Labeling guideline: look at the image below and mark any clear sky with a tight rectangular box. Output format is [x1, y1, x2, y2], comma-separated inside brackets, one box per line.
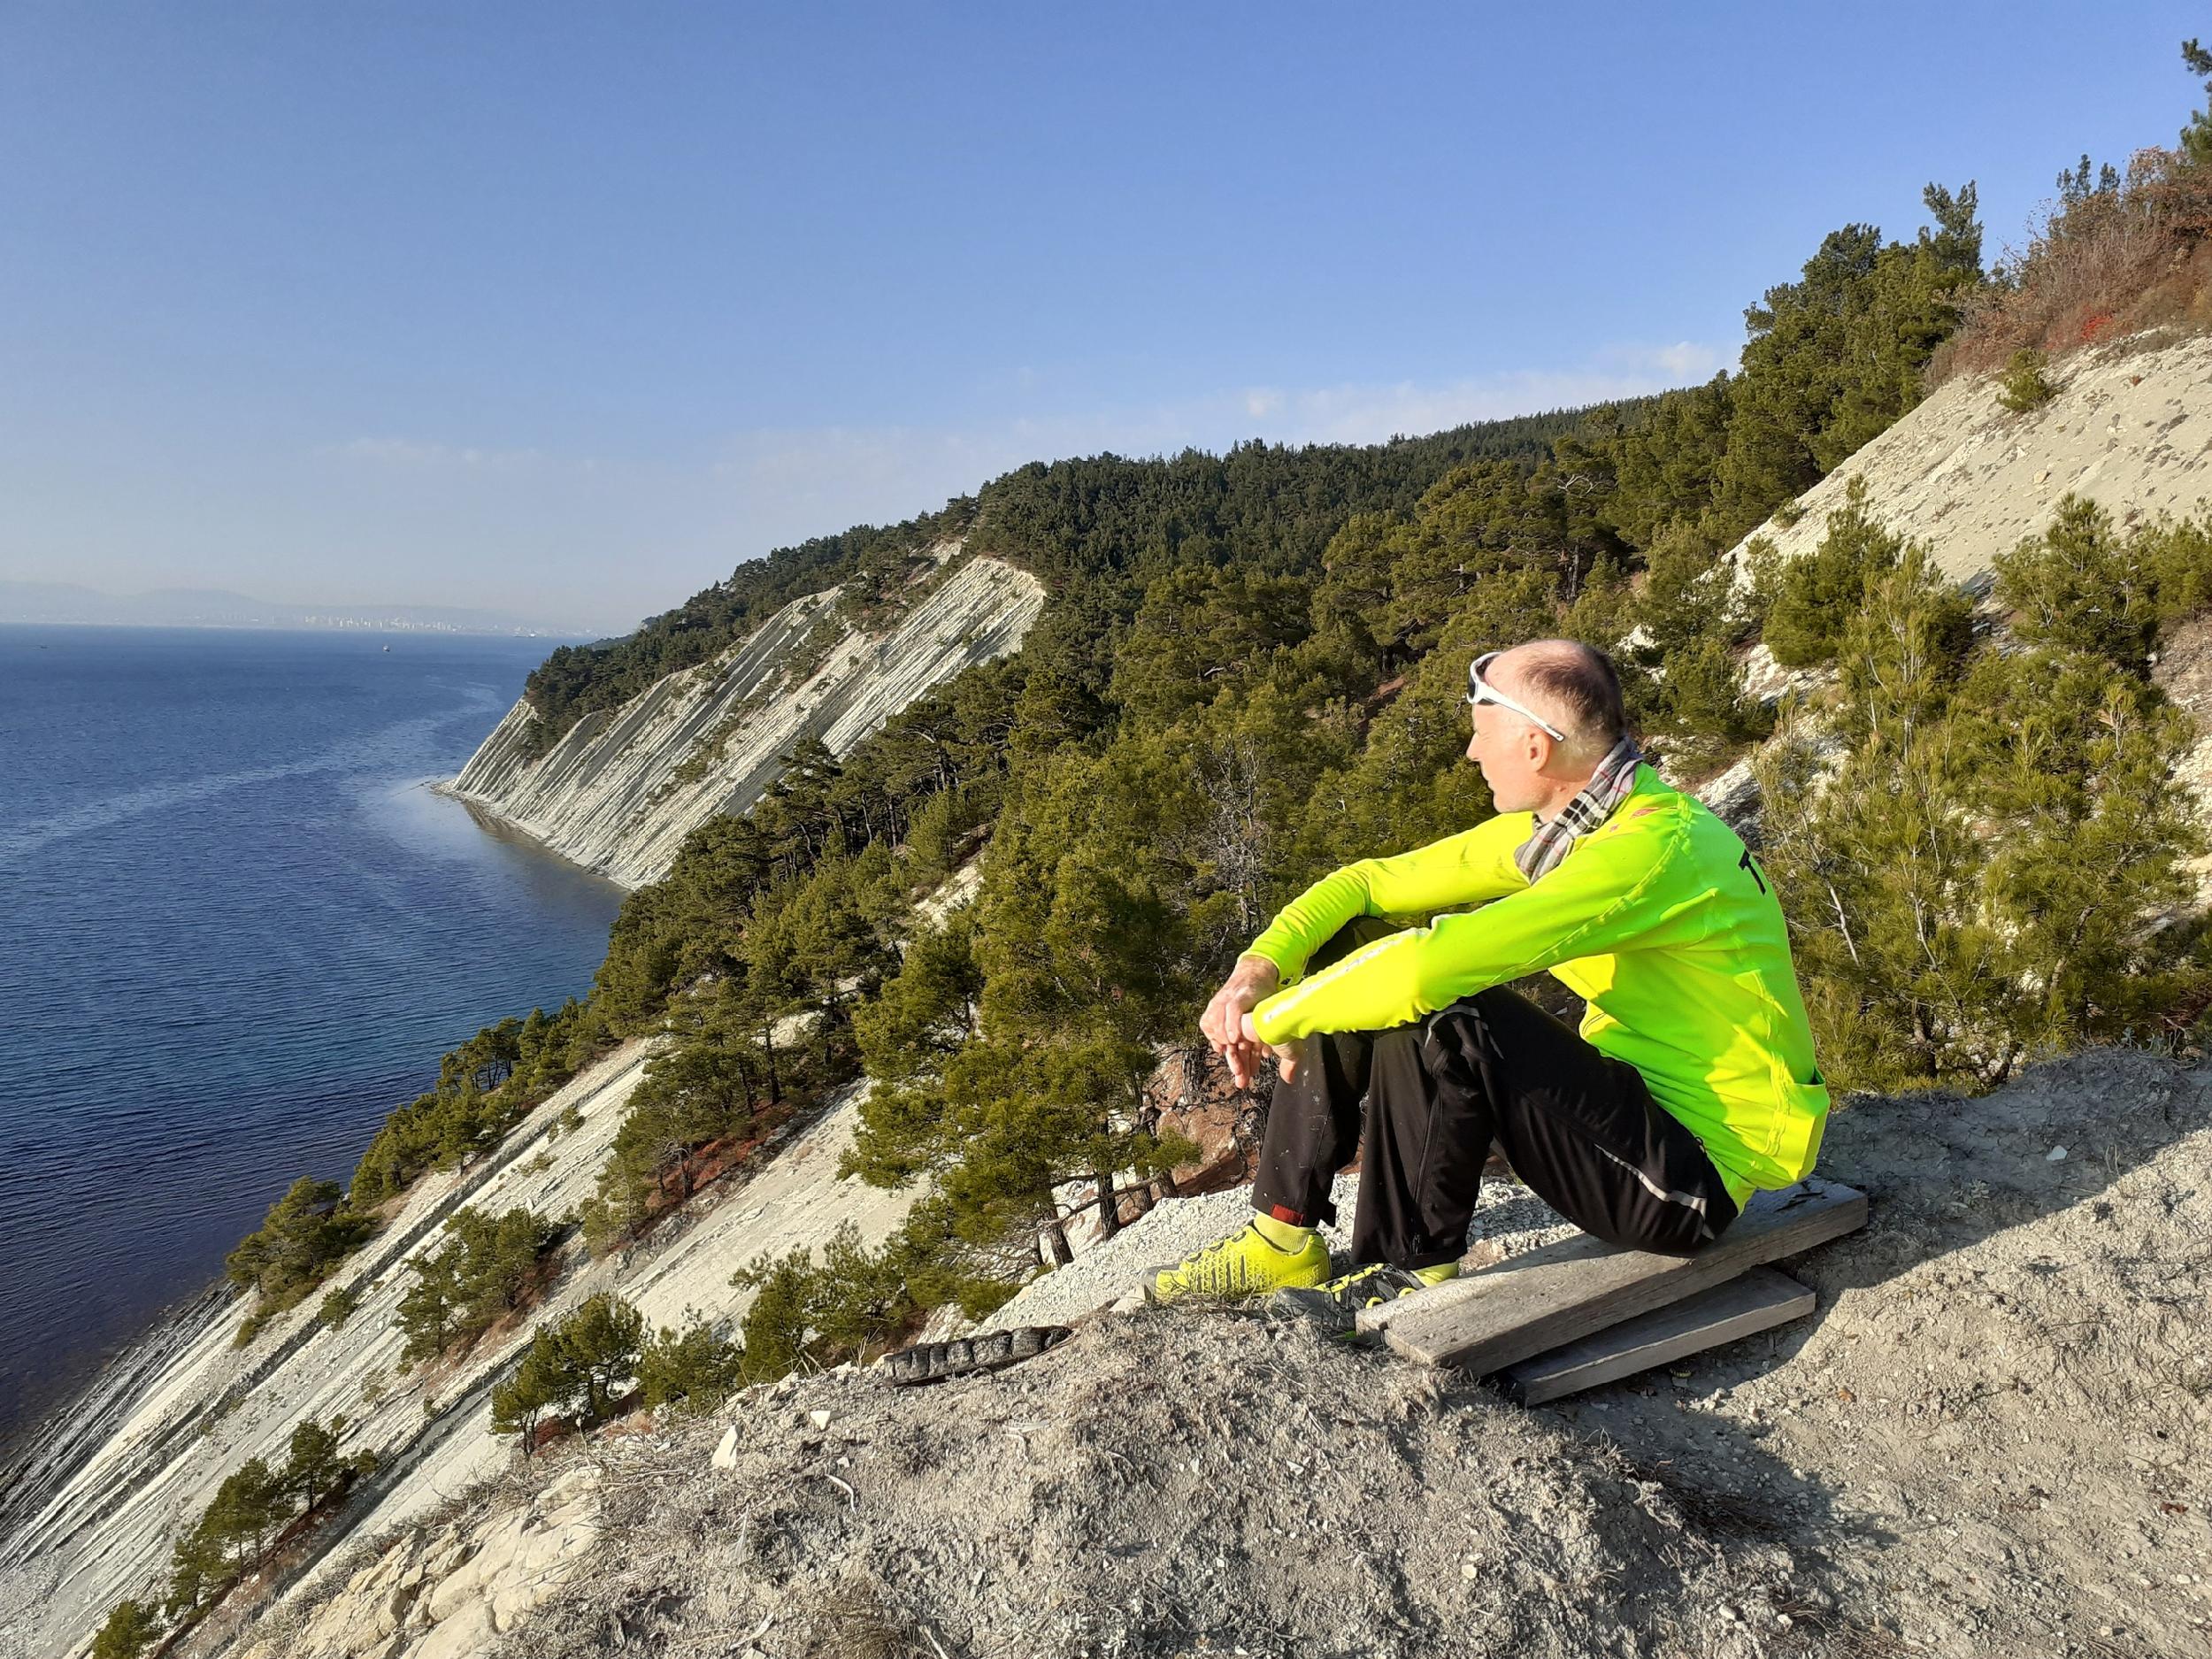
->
[0, 3, 2201, 634]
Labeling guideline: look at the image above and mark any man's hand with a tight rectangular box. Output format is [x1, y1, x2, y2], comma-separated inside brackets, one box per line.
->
[1240, 1011, 1309, 1086]
[1202, 954, 1291, 1090]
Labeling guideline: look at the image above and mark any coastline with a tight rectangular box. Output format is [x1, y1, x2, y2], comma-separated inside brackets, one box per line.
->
[0, 780, 622, 1476]
[0, 1277, 233, 1537]
[427, 778, 637, 893]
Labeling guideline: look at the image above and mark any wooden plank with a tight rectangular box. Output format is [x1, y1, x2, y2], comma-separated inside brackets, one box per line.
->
[1500, 1267, 1815, 1405]
[1359, 1176, 1864, 1370]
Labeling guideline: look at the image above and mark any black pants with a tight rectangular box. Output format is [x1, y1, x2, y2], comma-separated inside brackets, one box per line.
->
[1250, 919, 1739, 1271]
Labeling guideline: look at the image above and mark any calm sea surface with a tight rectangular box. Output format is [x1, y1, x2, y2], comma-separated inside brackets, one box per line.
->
[0, 626, 624, 1446]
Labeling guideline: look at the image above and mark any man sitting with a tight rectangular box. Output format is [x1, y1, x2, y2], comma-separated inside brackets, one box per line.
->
[1149, 639, 1830, 1314]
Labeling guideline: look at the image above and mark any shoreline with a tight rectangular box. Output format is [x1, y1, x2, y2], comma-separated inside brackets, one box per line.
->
[428, 778, 636, 893]
[0, 1276, 233, 1540]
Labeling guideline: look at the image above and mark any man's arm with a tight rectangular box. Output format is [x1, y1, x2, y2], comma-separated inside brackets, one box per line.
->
[1197, 813, 1533, 1087]
[1241, 814, 1535, 983]
[1249, 811, 1697, 1043]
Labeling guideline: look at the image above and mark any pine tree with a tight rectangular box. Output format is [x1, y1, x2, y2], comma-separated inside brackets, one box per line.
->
[395, 1243, 463, 1365]
[1762, 480, 1910, 668]
[638, 1319, 743, 1413]
[554, 1293, 645, 1425]
[2185, 38, 2212, 165]
[90, 1600, 159, 1659]
[1993, 495, 2160, 671]
[280, 1417, 345, 1511]
[490, 1329, 569, 1455]
[1758, 512, 2208, 1092]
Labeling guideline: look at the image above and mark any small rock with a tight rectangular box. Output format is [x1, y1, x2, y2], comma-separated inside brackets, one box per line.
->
[2047, 1145, 2069, 1163]
[808, 1408, 833, 1431]
[711, 1427, 740, 1471]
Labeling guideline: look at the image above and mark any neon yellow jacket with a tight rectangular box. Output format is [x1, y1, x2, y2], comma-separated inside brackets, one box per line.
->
[1244, 764, 1828, 1206]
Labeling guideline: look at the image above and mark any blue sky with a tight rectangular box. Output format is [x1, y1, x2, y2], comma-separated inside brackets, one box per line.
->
[0, 3, 2201, 633]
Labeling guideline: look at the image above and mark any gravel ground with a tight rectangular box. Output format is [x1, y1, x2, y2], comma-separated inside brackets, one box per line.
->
[983, 1171, 1580, 1332]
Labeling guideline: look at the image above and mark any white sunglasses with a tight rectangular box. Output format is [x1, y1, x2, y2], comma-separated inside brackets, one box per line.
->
[1465, 650, 1568, 741]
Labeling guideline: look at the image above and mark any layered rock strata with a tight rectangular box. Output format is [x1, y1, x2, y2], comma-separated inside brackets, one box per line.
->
[0, 1049, 913, 1659]
[448, 547, 1046, 887]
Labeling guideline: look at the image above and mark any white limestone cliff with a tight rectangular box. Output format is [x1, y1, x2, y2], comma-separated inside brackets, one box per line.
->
[0, 1046, 916, 1659]
[446, 545, 1046, 888]
[16, 333, 2212, 1659]
[1723, 330, 2212, 586]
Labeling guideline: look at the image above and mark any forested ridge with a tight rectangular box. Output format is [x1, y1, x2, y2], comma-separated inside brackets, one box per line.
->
[193, 31, 2212, 1528]
[516, 408, 1601, 756]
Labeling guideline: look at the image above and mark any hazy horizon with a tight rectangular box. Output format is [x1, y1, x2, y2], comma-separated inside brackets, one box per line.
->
[0, 575, 613, 638]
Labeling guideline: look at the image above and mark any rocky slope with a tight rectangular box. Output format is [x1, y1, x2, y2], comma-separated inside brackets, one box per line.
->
[446, 545, 1045, 887]
[1725, 329, 2212, 586]
[0, 1047, 916, 1659]
[207, 1048, 2212, 1659]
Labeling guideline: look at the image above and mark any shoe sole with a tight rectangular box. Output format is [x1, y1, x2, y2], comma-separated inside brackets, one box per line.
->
[881, 1325, 1072, 1386]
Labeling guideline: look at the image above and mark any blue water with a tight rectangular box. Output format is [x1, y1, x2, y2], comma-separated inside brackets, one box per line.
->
[0, 627, 624, 1444]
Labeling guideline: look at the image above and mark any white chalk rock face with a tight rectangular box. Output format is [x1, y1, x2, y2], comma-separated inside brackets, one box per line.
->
[0, 1048, 917, 1659]
[449, 545, 1046, 887]
[237, 1464, 602, 1659]
[1723, 333, 2212, 586]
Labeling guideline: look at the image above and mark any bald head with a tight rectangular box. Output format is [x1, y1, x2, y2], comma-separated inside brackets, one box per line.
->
[1485, 640, 1627, 761]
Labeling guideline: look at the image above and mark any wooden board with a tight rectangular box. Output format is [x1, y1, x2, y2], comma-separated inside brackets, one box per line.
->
[1358, 1176, 1864, 1370]
[1500, 1266, 1815, 1405]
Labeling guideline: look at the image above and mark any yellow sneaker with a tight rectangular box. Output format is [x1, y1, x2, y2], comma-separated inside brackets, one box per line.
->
[1145, 1220, 1333, 1304]
[1275, 1259, 1459, 1319]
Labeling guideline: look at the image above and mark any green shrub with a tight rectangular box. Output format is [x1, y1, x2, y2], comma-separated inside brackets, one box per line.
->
[1995, 495, 2159, 668]
[90, 1600, 159, 1659]
[224, 1178, 373, 1311]
[317, 1286, 360, 1330]
[394, 1207, 557, 1365]
[638, 1319, 743, 1414]
[1998, 348, 2057, 413]
[1759, 524, 2207, 1094]
[490, 1293, 648, 1453]
[1761, 480, 1909, 668]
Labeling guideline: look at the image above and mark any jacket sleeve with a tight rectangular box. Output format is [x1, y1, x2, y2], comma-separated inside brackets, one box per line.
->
[1249, 810, 1697, 1042]
[1242, 813, 1535, 982]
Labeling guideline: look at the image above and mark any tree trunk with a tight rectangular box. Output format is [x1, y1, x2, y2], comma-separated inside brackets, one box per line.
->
[1041, 1212, 1073, 1267]
[1093, 1166, 1120, 1240]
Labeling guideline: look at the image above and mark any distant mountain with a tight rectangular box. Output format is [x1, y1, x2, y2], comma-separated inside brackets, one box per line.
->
[0, 580, 612, 638]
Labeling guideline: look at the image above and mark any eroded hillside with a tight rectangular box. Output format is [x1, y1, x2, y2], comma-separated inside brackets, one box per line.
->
[1724, 331, 2212, 587]
[0, 1050, 913, 1659]
[449, 547, 1044, 887]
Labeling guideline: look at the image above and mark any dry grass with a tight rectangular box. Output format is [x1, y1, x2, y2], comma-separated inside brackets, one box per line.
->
[1933, 147, 2212, 383]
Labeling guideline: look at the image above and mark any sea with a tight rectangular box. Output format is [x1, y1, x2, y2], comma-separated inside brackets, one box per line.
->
[0, 626, 626, 1450]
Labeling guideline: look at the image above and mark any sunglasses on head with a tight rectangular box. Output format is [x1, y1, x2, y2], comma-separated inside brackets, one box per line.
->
[1465, 650, 1568, 741]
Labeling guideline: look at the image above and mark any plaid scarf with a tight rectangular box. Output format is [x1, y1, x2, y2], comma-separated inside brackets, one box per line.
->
[1514, 737, 1644, 883]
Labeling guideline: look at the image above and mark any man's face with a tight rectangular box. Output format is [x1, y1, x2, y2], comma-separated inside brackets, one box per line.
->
[1465, 700, 1549, 813]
